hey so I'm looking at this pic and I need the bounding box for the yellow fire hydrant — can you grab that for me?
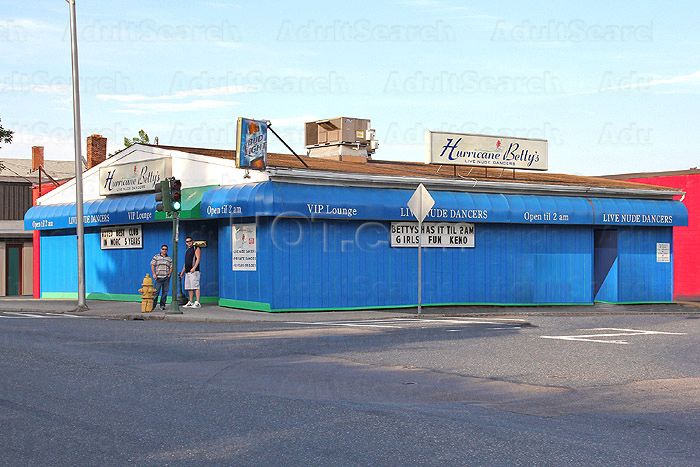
[138,274,157,313]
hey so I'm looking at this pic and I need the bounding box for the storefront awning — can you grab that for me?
[24,193,156,231]
[589,197,688,226]
[201,182,688,226]
[154,185,216,221]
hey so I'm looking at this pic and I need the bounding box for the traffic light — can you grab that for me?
[155,179,172,212]
[170,178,182,211]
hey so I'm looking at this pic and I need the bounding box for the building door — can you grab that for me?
[6,244,22,296]
[593,230,618,302]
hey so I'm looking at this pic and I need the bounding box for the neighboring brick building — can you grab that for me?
[0,146,74,296]
[606,169,699,300]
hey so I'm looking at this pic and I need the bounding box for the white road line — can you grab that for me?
[285,321,402,329]
[285,317,524,329]
[540,336,630,345]
[540,327,687,344]
[4,312,48,318]
[581,328,687,335]
[0,312,84,319]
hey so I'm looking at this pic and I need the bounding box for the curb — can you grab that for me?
[83,309,700,324]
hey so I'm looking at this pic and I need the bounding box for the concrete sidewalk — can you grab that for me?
[0,297,699,323]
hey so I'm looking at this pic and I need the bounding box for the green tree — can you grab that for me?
[123,129,150,147]
[0,116,14,149]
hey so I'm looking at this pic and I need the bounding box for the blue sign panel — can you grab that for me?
[25,193,156,231]
[200,182,687,226]
[27,183,688,231]
[589,197,687,226]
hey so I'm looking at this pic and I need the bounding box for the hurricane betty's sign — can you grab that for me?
[99,158,170,195]
[427,131,548,171]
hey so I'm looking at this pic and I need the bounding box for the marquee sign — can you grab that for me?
[391,222,475,248]
[426,131,548,171]
[100,225,143,250]
[99,158,170,195]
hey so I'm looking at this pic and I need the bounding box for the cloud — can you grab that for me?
[268,115,318,127]
[600,70,700,92]
[0,83,70,95]
[170,84,258,98]
[95,93,153,102]
[0,18,59,32]
[114,99,239,114]
[97,84,258,104]
[395,0,497,19]
[212,41,243,49]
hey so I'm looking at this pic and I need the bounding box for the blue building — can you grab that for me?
[25,143,687,312]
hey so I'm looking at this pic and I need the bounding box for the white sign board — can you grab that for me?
[391,222,475,248]
[232,223,257,271]
[99,158,171,195]
[100,225,143,249]
[656,242,670,263]
[407,184,435,223]
[427,131,548,171]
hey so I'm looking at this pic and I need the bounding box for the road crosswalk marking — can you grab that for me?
[286,317,528,330]
[539,327,687,345]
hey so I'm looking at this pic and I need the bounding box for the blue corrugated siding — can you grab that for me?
[41,230,77,293]
[217,218,273,305]
[40,221,219,297]
[617,227,673,302]
[260,220,593,310]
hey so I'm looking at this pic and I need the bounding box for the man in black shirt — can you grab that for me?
[179,236,201,308]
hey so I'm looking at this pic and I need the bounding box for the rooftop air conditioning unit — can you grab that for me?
[305,117,378,162]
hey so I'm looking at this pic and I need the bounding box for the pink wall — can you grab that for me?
[625,175,699,300]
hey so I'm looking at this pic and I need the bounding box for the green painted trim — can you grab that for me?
[219,298,272,312]
[595,300,674,305]
[187,296,218,305]
[266,301,594,313]
[41,292,77,299]
[87,292,142,302]
[154,185,217,221]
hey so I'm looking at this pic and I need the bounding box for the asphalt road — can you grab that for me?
[0,313,698,466]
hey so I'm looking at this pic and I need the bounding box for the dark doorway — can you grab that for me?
[6,244,22,296]
[593,230,618,301]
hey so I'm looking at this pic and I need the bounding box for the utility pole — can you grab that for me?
[67,0,87,311]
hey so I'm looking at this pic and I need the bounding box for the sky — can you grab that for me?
[1,0,699,175]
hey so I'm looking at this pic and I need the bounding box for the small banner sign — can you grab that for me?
[426,131,548,171]
[390,222,475,248]
[100,225,143,249]
[656,242,670,263]
[232,223,257,270]
[236,117,268,170]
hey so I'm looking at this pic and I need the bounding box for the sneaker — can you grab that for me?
[183,301,193,308]
[160,305,166,311]
[192,301,201,308]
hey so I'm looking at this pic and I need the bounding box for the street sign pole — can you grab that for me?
[407,184,435,317]
[418,215,422,315]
